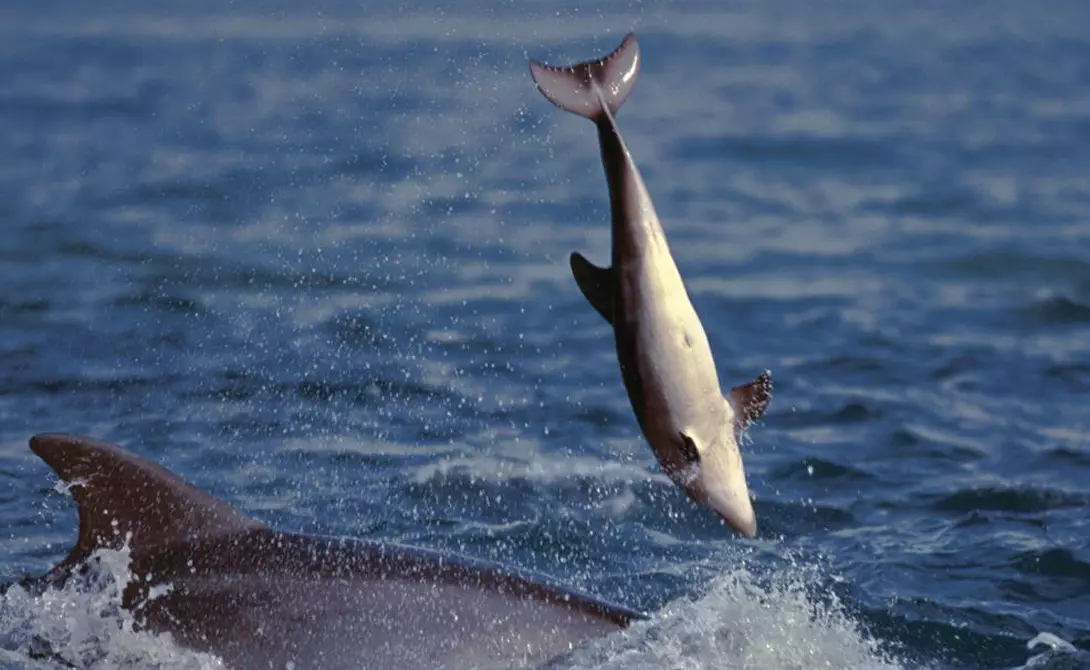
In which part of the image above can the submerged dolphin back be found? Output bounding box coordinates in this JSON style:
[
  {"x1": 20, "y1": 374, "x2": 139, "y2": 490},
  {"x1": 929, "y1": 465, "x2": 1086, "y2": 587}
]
[
  {"x1": 529, "y1": 33, "x2": 640, "y2": 121},
  {"x1": 25, "y1": 434, "x2": 639, "y2": 669}
]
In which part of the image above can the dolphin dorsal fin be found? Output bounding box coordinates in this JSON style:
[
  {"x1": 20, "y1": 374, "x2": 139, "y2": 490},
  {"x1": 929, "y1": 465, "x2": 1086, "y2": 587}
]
[
  {"x1": 727, "y1": 371, "x2": 773, "y2": 428},
  {"x1": 29, "y1": 433, "x2": 262, "y2": 571},
  {"x1": 570, "y1": 252, "x2": 614, "y2": 325}
]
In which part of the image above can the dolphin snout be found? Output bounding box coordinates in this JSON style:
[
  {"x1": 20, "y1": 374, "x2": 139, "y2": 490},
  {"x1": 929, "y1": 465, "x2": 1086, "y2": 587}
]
[
  {"x1": 685, "y1": 452, "x2": 757, "y2": 538},
  {"x1": 703, "y1": 487, "x2": 757, "y2": 538}
]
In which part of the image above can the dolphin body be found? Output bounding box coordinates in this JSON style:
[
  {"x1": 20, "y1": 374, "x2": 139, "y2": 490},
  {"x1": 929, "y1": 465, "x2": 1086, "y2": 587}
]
[
  {"x1": 529, "y1": 34, "x2": 772, "y2": 537},
  {"x1": 17, "y1": 434, "x2": 642, "y2": 669}
]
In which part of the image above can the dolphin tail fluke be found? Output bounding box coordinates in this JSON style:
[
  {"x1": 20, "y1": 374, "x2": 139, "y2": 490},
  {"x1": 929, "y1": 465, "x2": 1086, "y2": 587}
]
[
  {"x1": 529, "y1": 33, "x2": 641, "y2": 121},
  {"x1": 29, "y1": 434, "x2": 262, "y2": 579}
]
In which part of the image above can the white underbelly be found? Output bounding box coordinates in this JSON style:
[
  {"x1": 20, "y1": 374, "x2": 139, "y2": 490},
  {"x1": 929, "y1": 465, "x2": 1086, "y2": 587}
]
[{"x1": 627, "y1": 281, "x2": 724, "y2": 445}]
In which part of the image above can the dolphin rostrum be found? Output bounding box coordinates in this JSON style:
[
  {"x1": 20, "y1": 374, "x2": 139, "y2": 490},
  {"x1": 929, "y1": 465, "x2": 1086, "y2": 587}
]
[
  {"x1": 529, "y1": 34, "x2": 772, "y2": 537},
  {"x1": 18, "y1": 434, "x2": 642, "y2": 669}
]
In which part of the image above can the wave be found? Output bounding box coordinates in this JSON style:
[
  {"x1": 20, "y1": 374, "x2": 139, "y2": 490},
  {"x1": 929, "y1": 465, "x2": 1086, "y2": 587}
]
[{"x1": 554, "y1": 562, "x2": 907, "y2": 670}]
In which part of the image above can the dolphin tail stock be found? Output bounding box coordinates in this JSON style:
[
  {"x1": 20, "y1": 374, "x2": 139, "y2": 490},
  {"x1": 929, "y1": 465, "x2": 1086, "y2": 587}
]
[
  {"x1": 529, "y1": 33, "x2": 641, "y2": 122},
  {"x1": 28, "y1": 433, "x2": 262, "y2": 583}
]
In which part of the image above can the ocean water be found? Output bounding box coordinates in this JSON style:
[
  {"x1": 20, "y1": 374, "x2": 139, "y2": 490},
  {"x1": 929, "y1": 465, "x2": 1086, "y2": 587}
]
[{"x1": 1, "y1": 0, "x2": 1089, "y2": 668}]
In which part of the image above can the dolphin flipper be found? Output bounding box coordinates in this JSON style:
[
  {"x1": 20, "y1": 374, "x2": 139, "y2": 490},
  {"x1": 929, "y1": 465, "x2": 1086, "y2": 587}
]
[
  {"x1": 29, "y1": 433, "x2": 262, "y2": 578},
  {"x1": 570, "y1": 252, "x2": 614, "y2": 324},
  {"x1": 727, "y1": 372, "x2": 773, "y2": 428}
]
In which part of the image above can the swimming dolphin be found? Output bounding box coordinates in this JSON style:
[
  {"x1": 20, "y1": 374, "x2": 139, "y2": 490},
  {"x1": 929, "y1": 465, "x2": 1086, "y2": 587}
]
[
  {"x1": 529, "y1": 34, "x2": 772, "y2": 537},
  {"x1": 19, "y1": 433, "x2": 642, "y2": 669}
]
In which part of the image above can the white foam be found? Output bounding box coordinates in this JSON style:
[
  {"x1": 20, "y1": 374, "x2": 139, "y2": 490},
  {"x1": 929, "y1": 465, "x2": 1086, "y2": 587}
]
[
  {"x1": 412, "y1": 452, "x2": 668, "y2": 487},
  {"x1": 558, "y1": 564, "x2": 908, "y2": 670},
  {"x1": 1015, "y1": 632, "x2": 1084, "y2": 669},
  {"x1": 0, "y1": 547, "x2": 225, "y2": 670}
]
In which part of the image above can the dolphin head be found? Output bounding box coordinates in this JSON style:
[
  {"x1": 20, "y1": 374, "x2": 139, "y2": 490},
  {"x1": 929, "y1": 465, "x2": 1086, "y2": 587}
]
[
  {"x1": 672, "y1": 428, "x2": 757, "y2": 538},
  {"x1": 681, "y1": 371, "x2": 772, "y2": 538}
]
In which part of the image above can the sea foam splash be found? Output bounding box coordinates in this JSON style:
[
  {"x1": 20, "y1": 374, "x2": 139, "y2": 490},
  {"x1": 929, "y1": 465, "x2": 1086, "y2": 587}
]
[
  {"x1": 552, "y1": 561, "x2": 909, "y2": 670},
  {"x1": 0, "y1": 546, "x2": 224, "y2": 670}
]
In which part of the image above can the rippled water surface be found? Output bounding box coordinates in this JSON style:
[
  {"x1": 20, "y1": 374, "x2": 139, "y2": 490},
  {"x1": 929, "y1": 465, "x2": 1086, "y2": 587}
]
[{"x1": 1, "y1": 0, "x2": 1089, "y2": 668}]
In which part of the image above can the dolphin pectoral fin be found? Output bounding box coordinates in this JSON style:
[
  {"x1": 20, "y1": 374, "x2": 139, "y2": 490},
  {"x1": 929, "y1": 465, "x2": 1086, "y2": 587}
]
[
  {"x1": 677, "y1": 432, "x2": 700, "y2": 463},
  {"x1": 570, "y1": 251, "x2": 614, "y2": 325},
  {"x1": 670, "y1": 432, "x2": 702, "y2": 486},
  {"x1": 727, "y1": 371, "x2": 773, "y2": 428}
]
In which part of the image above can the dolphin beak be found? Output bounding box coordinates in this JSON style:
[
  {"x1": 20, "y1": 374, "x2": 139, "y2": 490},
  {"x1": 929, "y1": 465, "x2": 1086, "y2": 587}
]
[
  {"x1": 703, "y1": 486, "x2": 757, "y2": 538},
  {"x1": 685, "y1": 447, "x2": 757, "y2": 538}
]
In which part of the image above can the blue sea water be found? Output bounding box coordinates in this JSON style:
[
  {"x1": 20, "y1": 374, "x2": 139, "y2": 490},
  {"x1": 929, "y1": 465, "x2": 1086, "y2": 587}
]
[{"x1": 1, "y1": 0, "x2": 1089, "y2": 667}]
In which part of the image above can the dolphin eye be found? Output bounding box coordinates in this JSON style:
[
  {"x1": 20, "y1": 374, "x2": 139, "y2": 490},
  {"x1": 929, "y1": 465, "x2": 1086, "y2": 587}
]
[{"x1": 678, "y1": 433, "x2": 700, "y2": 463}]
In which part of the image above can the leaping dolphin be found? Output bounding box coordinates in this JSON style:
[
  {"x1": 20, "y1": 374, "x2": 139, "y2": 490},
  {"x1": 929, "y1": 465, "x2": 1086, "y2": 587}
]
[
  {"x1": 17, "y1": 434, "x2": 642, "y2": 669},
  {"x1": 529, "y1": 34, "x2": 772, "y2": 537}
]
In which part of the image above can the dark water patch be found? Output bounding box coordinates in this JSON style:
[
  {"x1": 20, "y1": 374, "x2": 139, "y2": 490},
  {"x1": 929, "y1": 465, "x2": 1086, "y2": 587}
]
[
  {"x1": 595, "y1": 569, "x2": 693, "y2": 613},
  {"x1": 0, "y1": 92, "x2": 155, "y2": 123},
  {"x1": 402, "y1": 468, "x2": 542, "y2": 520},
  {"x1": 426, "y1": 333, "x2": 511, "y2": 361},
  {"x1": 421, "y1": 194, "x2": 482, "y2": 218},
  {"x1": 1045, "y1": 447, "x2": 1090, "y2": 468},
  {"x1": 213, "y1": 414, "x2": 286, "y2": 440},
  {"x1": 105, "y1": 179, "x2": 233, "y2": 207},
  {"x1": 285, "y1": 447, "x2": 443, "y2": 473},
  {"x1": 877, "y1": 187, "x2": 977, "y2": 217},
  {"x1": 0, "y1": 374, "x2": 179, "y2": 398},
  {"x1": 0, "y1": 298, "x2": 51, "y2": 316},
  {"x1": 182, "y1": 369, "x2": 460, "y2": 410},
  {"x1": 328, "y1": 148, "x2": 418, "y2": 181},
  {"x1": 329, "y1": 200, "x2": 381, "y2": 223},
  {"x1": 758, "y1": 499, "x2": 856, "y2": 536},
  {"x1": 930, "y1": 251, "x2": 1090, "y2": 285},
  {"x1": 490, "y1": 195, "x2": 605, "y2": 231},
  {"x1": 859, "y1": 603, "x2": 1037, "y2": 670},
  {"x1": 162, "y1": 259, "x2": 369, "y2": 292},
  {"x1": 932, "y1": 487, "x2": 1089, "y2": 514},
  {"x1": 773, "y1": 456, "x2": 877, "y2": 483},
  {"x1": 287, "y1": 377, "x2": 457, "y2": 406},
  {"x1": 1043, "y1": 363, "x2": 1090, "y2": 392},
  {"x1": 181, "y1": 368, "x2": 263, "y2": 402},
  {"x1": 188, "y1": 263, "x2": 405, "y2": 294},
  {"x1": 790, "y1": 354, "x2": 898, "y2": 385},
  {"x1": 775, "y1": 399, "x2": 884, "y2": 427},
  {"x1": 112, "y1": 290, "x2": 205, "y2": 315},
  {"x1": 456, "y1": 357, "x2": 525, "y2": 382},
  {"x1": 886, "y1": 425, "x2": 985, "y2": 463},
  {"x1": 455, "y1": 513, "x2": 617, "y2": 574},
  {"x1": 1011, "y1": 548, "x2": 1090, "y2": 585},
  {"x1": 951, "y1": 510, "x2": 991, "y2": 530},
  {"x1": 1015, "y1": 295, "x2": 1090, "y2": 327},
  {"x1": 833, "y1": 401, "x2": 883, "y2": 423},
  {"x1": 324, "y1": 310, "x2": 398, "y2": 350},
  {"x1": 569, "y1": 405, "x2": 627, "y2": 428},
  {"x1": 54, "y1": 239, "x2": 166, "y2": 265},
  {"x1": 670, "y1": 133, "x2": 894, "y2": 171},
  {"x1": 668, "y1": 183, "x2": 799, "y2": 217},
  {"x1": 928, "y1": 349, "x2": 993, "y2": 383}
]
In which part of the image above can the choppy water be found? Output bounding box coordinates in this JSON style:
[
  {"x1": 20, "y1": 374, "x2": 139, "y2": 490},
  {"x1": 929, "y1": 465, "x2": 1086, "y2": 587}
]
[{"x1": 1, "y1": 0, "x2": 1089, "y2": 668}]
